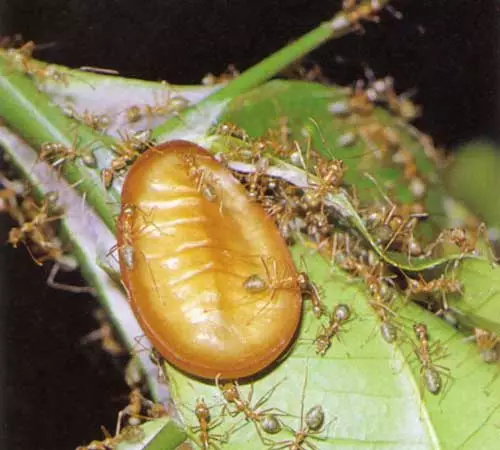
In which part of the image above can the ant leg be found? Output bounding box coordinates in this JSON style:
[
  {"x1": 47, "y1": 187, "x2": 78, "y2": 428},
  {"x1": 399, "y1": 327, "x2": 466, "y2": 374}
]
[{"x1": 47, "y1": 262, "x2": 97, "y2": 295}]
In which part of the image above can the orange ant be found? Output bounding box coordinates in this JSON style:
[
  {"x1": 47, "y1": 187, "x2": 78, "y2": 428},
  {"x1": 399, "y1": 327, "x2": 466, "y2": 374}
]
[
  {"x1": 190, "y1": 398, "x2": 228, "y2": 450},
  {"x1": 425, "y1": 223, "x2": 496, "y2": 261},
  {"x1": 125, "y1": 105, "x2": 143, "y2": 124},
  {"x1": 76, "y1": 424, "x2": 145, "y2": 450},
  {"x1": 361, "y1": 174, "x2": 427, "y2": 257},
  {"x1": 127, "y1": 337, "x2": 169, "y2": 386},
  {"x1": 214, "y1": 123, "x2": 250, "y2": 142},
  {"x1": 39, "y1": 138, "x2": 97, "y2": 171},
  {"x1": 411, "y1": 323, "x2": 450, "y2": 395},
  {"x1": 267, "y1": 366, "x2": 331, "y2": 450},
  {"x1": 112, "y1": 203, "x2": 167, "y2": 270},
  {"x1": 0, "y1": 185, "x2": 24, "y2": 223},
  {"x1": 469, "y1": 328, "x2": 499, "y2": 364},
  {"x1": 62, "y1": 105, "x2": 112, "y2": 133},
  {"x1": 201, "y1": 64, "x2": 240, "y2": 86},
  {"x1": 242, "y1": 256, "x2": 326, "y2": 318},
  {"x1": 405, "y1": 273, "x2": 462, "y2": 310},
  {"x1": 350, "y1": 260, "x2": 405, "y2": 343},
  {"x1": 80, "y1": 309, "x2": 125, "y2": 357},
  {"x1": 303, "y1": 158, "x2": 346, "y2": 209},
  {"x1": 358, "y1": 123, "x2": 402, "y2": 159},
  {"x1": 181, "y1": 153, "x2": 224, "y2": 207},
  {"x1": 115, "y1": 388, "x2": 167, "y2": 436},
  {"x1": 7, "y1": 196, "x2": 65, "y2": 265},
  {"x1": 267, "y1": 404, "x2": 327, "y2": 450},
  {"x1": 331, "y1": 1, "x2": 384, "y2": 35},
  {"x1": 141, "y1": 87, "x2": 189, "y2": 126},
  {"x1": 101, "y1": 129, "x2": 152, "y2": 189},
  {"x1": 215, "y1": 377, "x2": 285, "y2": 443},
  {"x1": 112, "y1": 204, "x2": 141, "y2": 269},
  {"x1": 4, "y1": 40, "x2": 70, "y2": 86},
  {"x1": 315, "y1": 304, "x2": 351, "y2": 356},
  {"x1": 247, "y1": 157, "x2": 271, "y2": 202},
  {"x1": 365, "y1": 74, "x2": 421, "y2": 122}
]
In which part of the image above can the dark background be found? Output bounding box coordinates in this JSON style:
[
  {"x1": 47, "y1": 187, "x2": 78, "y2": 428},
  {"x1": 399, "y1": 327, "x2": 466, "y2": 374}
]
[{"x1": 0, "y1": 1, "x2": 498, "y2": 449}]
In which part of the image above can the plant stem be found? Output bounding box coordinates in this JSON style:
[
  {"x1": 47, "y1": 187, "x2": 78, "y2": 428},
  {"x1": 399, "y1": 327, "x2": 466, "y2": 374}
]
[{"x1": 152, "y1": 0, "x2": 391, "y2": 142}]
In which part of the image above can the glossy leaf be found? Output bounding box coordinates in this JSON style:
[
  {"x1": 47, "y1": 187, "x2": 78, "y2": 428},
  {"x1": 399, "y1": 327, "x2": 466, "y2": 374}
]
[
  {"x1": 218, "y1": 80, "x2": 449, "y2": 232},
  {"x1": 444, "y1": 141, "x2": 500, "y2": 228},
  {"x1": 115, "y1": 417, "x2": 186, "y2": 450},
  {"x1": 166, "y1": 246, "x2": 500, "y2": 449},
  {"x1": 206, "y1": 132, "x2": 476, "y2": 272},
  {"x1": 450, "y1": 258, "x2": 500, "y2": 334}
]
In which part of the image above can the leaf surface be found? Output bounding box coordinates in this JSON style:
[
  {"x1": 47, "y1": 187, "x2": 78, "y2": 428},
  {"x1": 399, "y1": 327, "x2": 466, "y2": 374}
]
[{"x1": 166, "y1": 246, "x2": 500, "y2": 450}]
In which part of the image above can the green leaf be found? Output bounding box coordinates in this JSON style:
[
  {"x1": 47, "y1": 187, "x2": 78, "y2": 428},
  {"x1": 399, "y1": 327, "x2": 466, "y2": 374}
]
[
  {"x1": 165, "y1": 246, "x2": 500, "y2": 449},
  {"x1": 217, "y1": 79, "x2": 448, "y2": 230},
  {"x1": 205, "y1": 131, "x2": 475, "y2": 272},
  {"x1": 115, "y1": 417, "x2": 186, "y2": 450},
  {"x1": 444, "y1": 141, "x2": 500, "y2": 228},
  {"x1": 450, "y1": 258, "x2": 500, "y2": 334}
]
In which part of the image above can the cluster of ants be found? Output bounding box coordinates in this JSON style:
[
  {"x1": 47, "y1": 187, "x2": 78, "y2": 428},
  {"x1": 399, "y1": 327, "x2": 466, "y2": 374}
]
[
  {"x1": 0, "y1": 174, "x2": 99, "y2": 295},
  {"x1": 211, "y1": 113, "x2": 499, "y2": 380},
  {"x1": 1, "y1": 12, "x2": 499, "y2": 447},
  {"x1": 78, "y1": 356, "x2": 332, "y2": 450},
  {"x1": 1, "y1": 40, "x2": 69, "y2": 85},
  {"x1": 3, "y1": 112, "x2": 499, "y2": 450},
  {"x1": 1, "y1": 37, "x2": 191, "y2": 192}
]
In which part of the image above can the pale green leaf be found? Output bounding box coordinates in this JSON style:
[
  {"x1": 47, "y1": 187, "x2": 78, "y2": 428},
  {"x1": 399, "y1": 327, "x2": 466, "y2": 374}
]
[{"x1": 166, "y1": 246, "x2": 500, "y2": 450}]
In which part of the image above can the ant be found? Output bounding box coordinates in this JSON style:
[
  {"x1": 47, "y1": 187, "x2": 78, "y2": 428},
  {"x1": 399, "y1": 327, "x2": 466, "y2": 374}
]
[
  {"x1": 201, "y1": 64, "x2": 240, "y2": 86},
  {"x1": 242, "y1": 256, "x2": 326, "y2": 318},
  {"x1": 425, "y1": 223, "x2": 497, "y2": 262},
  {"x1": 361, "y1": 174, "x2": 427, "y2": 257},
  {"x1": 267, "y1": 366, "x2": 331, "y2": 450},
  {"x1": 469, "y1": 328, "x2": 499, "y2": 364},
  {"x1": 215, "y1": 376, "x2": 285, "y2": 443},
  {"x1": 315, "y1": 304, "x2": 351, "y2": 356},
  {"x1": 0, "y1": 184, "x2": 24, "y2": 224},
  {"x1": 63, "y1": 105, "x2": 112, "y2": 133},
  {"x1": 214, "y1": 123, "x2": 249, "y2": 142},
  {"x1": 190, "y1": 398, "x2": 228, "y2": 450},
  {"x1": 39, "y1": 136, "x2": 97, "y2": 171},
  {"x1": 181, "y1": 153, "x2": 224, "y2": 208},
  {"x1": 76, "y1": 423, "x2": 145, "y2": 450},
  {"x1": 411, "y1": 323, "x2": 450, "y2": 395},
  {"x1": 112, "y1": 203, "x2": 168, "y2": 271},
  {"x1": 115, "y1": 388, "x2": 167, "y2": 436},
  {"x1": 80, "y1": 309, "x2": 125, "y2": 357},
  {"x1": 7, "y1": 196, "x2": 65, "y2": 265},
  {"x1": 101, "y1": 129, "x2": 153, "y2": 189},
  {"x1": 4, "y1": 40, "x2": 70, "y2": 86},
  {"x1": 141, "y1": 87, "x2": 189, "y2": 126},
  {"x1": 364, "y1": 74, "x2": 421, "y2": 122},
  {"x1": 303, "y1": 158, "x2": 347, "y2": 210},
  {"x1": 405, "y1": 273, "x2": 462, "y2": 310},
  {"x1": 247, "y1": 157, "x2": 271, "y2": 202}
]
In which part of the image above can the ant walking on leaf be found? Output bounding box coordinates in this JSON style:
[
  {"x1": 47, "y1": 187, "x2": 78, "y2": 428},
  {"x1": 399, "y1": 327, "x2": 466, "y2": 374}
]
[
  {"x1": 242, "y1": 255, "x2": 326, "y2": 319},
  {"x1": 314, "y1": 304, "x2": 352, "y2": 356},
  {"x1": 215, "y1": 376, "x2": 285, "y2": 445},
  {"x1": 188, "y1": 397, "x2": 228, "y2": 450},
  {"x1": 410, "y1": 322, "x2": 451, "y2": 396},
  {"x1": 267, "y1": 366, "x2": 333, "y2": 450}
]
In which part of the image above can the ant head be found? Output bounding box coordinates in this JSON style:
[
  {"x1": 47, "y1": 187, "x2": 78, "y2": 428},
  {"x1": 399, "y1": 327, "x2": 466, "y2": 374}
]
[
  {"x1": 297, "y1": 272, "x2": 309, "y2": 289},
  {"x1": 413, "y1": 322, "x2": 426, "y2": 338},
  {"x1": 221, "y1": 382, "x2": 238, "y2": 402},
  {"x1": 194, "y1": 398, "x2": 210, "y2": 420}
]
